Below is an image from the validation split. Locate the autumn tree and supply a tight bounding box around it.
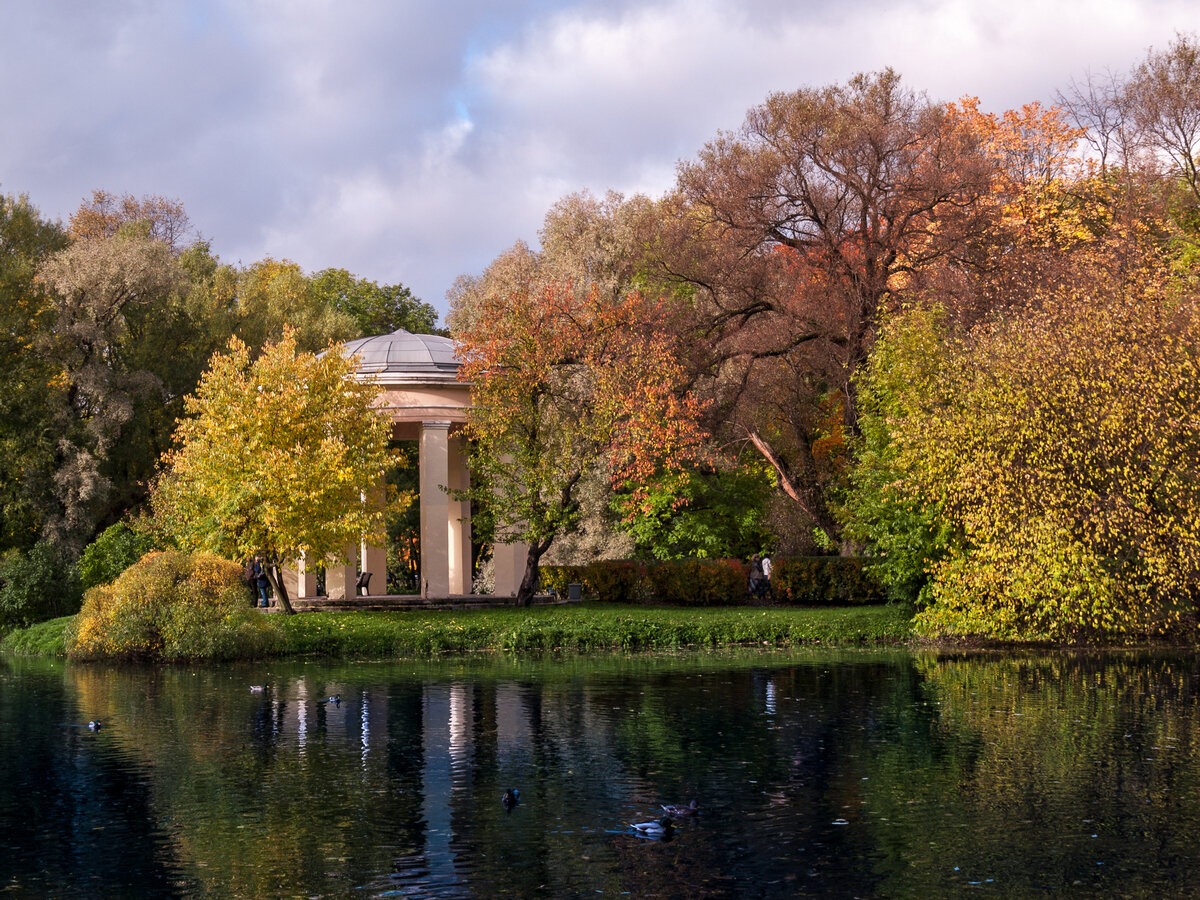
[68,189,195,251]
[654,70,1005,544]
[449,196,673,565]
[454,281,707,604]
[152,329,396,613]
[847,269,1200,641]
[233,258,360,353]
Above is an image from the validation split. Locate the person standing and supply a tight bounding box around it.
[748,554,765,599]
[760,553,773,600]
[252,557,271,608]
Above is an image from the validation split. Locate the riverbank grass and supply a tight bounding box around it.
[2,603,912,659]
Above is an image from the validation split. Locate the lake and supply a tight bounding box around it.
[2,648,1199,898]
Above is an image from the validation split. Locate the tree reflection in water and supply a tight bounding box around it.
[3,650,1200,897]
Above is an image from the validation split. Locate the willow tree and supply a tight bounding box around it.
[455,281,707,604]
[152,329,394,613]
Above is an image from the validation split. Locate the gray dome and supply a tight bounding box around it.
[340,329,461,379]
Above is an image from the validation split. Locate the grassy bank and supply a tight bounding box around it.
[1,603,913,660]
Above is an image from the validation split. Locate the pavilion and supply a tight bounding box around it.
[282,329,527,600]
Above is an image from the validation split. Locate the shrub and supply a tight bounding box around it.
[66,550,281,661]
[645,558,746,605]
[771,556,885,606]
[0,542,82,632]
[77,522,158,591]
[542,557,883,606]
[583,560,652,603]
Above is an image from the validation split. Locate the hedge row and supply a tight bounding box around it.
[540,556,885,607]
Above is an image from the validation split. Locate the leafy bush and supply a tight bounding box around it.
[77,522,158,591]
[541,557,883,606]
[67,550,281,661]
[770,557,885,606]
[644,558,746,605]
[850,282,1200,641]
[0,542,82,632]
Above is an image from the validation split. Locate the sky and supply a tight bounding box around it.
[1,1,1196,322]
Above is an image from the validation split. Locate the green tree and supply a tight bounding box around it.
[152,329,396,613]
[233,258,359,353]
[0,193,69,552]
[310,268,439,336]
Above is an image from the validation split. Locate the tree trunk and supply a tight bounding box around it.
[265,560,295,615]
[746,429,839,545]
[515,544,547,607]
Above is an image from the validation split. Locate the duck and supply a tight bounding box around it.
[87,720,102,731]
[249,685,265,693]
[319,694,342,705]
[660,799,700,818]
[502,789,520,810]
[629,817,674,837]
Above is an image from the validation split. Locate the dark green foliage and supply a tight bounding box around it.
[541,556,884,606]
[0,194,70,553]
[0,542,82,632]
[769,557,886,606]
[615,464,776,561]
[76,522,157,591]
[310,268,440,337]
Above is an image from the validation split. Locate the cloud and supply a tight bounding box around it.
[0,0,1195,319]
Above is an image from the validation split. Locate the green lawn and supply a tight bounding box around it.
[2,602,914,660]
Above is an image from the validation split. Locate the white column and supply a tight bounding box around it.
[282,552,317,599]
[420,421,451,598]
[493,535,529,597]
[360,481,388,596]
[447,435,472,595]
[326,543,358,600]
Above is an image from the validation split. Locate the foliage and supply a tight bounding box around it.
[614,461,776,561]
[0,541,82,632]
[310,267,439,337]
[0,614,73,655]
[540,556,884,607]
[65,550,280,661]
[0,193,69,553]
[76,522,157,591]
[68,189,195,250]
[768,557,886,606]
[455,280,707,602]
[152,329,398,611]
[233,258,360,353]
[849,277,1200,641]
[842,305,962,605]
[38,221,198,550]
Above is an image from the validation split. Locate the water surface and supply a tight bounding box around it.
[2,649,1198,897]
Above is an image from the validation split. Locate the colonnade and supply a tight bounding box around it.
[282,419,527,600]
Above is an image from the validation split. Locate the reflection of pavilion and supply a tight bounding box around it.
[283,329,526,600]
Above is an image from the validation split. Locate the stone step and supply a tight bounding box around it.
[274,594,573,613]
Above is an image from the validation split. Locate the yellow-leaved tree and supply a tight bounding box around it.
[152,328,395,613]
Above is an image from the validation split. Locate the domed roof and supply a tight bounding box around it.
[340,329,461,382]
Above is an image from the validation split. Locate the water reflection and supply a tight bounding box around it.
[3,650,1200,897]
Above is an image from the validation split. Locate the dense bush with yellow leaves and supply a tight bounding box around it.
[849,278,1200,642]
[66,551,282,661]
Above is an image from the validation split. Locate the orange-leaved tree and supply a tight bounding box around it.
[455,281,707,604]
